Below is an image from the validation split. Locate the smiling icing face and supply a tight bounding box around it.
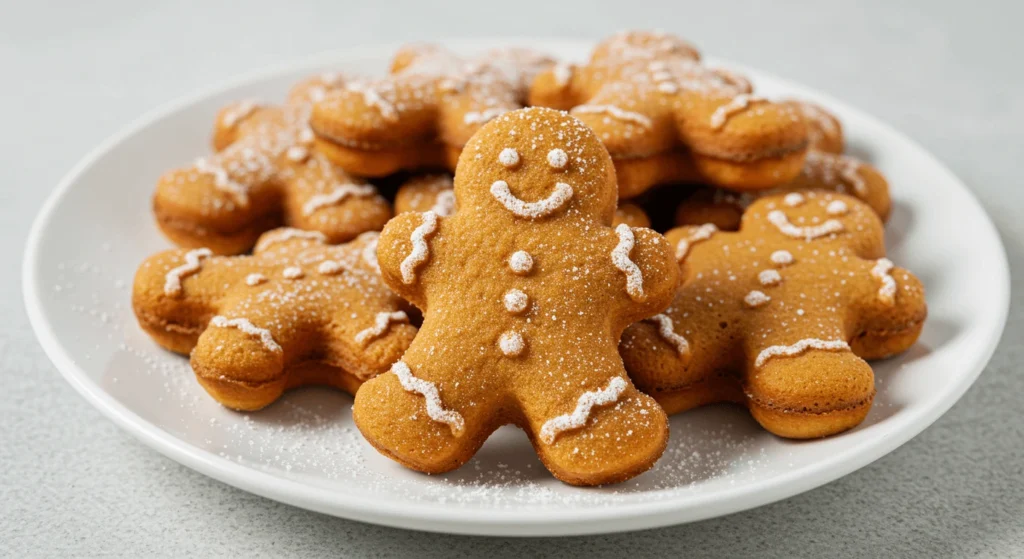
[454,107,619,226]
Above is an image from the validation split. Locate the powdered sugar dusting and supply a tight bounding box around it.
[354,311,409,345]
[490,180,573,219]
[362,234,381,272]
[400,211,439,284]
[164,248,212,296]
[754,338,850,368]
[612,224,645,301]
[346,82,398,121]
[803,152,867,197]
[222,99,260,128]
[245,273,267,286]
[209,316,282,353]
[391,361,465,436]
[539,377,627,445]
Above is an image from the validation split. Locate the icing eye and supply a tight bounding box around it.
[547,149,568,169]
[498,148,519,167]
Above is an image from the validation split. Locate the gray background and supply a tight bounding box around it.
[2,0,1022,556]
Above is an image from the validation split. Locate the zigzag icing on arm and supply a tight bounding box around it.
[612,224,645,301]
[645,314,690,357]
[354,311,409,345]
[871,258,897,306]
[400,211,439,284]
[164,248,213,296]
[675,223,717,261]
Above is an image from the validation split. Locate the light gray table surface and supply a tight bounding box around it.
[2,0,1021,556]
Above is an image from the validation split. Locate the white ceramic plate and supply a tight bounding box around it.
[23,38,1010,536]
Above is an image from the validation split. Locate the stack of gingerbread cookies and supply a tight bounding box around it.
[132,31,926,486]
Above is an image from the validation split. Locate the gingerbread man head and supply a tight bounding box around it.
[152,74,392,255]
[132,228,416,411]
[309,45,554,177]
[530,30,809,198]
[354,107,679,486]
[620,192,926,438]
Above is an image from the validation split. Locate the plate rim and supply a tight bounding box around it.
[21,37,1012,536]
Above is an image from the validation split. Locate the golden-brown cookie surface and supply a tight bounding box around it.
[310,45,554,177]
[132,229,416,410]
[153,75,393,255]
[621,192,926,438]
[529,31,809,198]
[354,107,679,486]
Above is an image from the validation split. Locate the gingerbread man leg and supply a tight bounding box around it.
[279,152,393,243]
[353,351,505,474]
[743,342,876,439]
[190,279,332,411]
[849,262,928,359]
[515,358,668,486]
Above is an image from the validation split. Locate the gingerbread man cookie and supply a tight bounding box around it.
[310,45,554,177]
[675,151,891,230]
[353,107,679,486]
[132,228,416,410]
[393,173,651,226]
[621,192,926,438]
[529,30,809,198]
[153,74,392,255]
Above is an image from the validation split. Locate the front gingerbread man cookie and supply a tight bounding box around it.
[353,107,679,486]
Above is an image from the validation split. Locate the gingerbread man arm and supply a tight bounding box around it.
[847,260,928,359]
[610,226,680,325]
[153,110,284,255]
[570,85,679,160]
[376,210,443,309]
[672,93,809,177]
[131,247,257,354]
[279,153,393,243]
